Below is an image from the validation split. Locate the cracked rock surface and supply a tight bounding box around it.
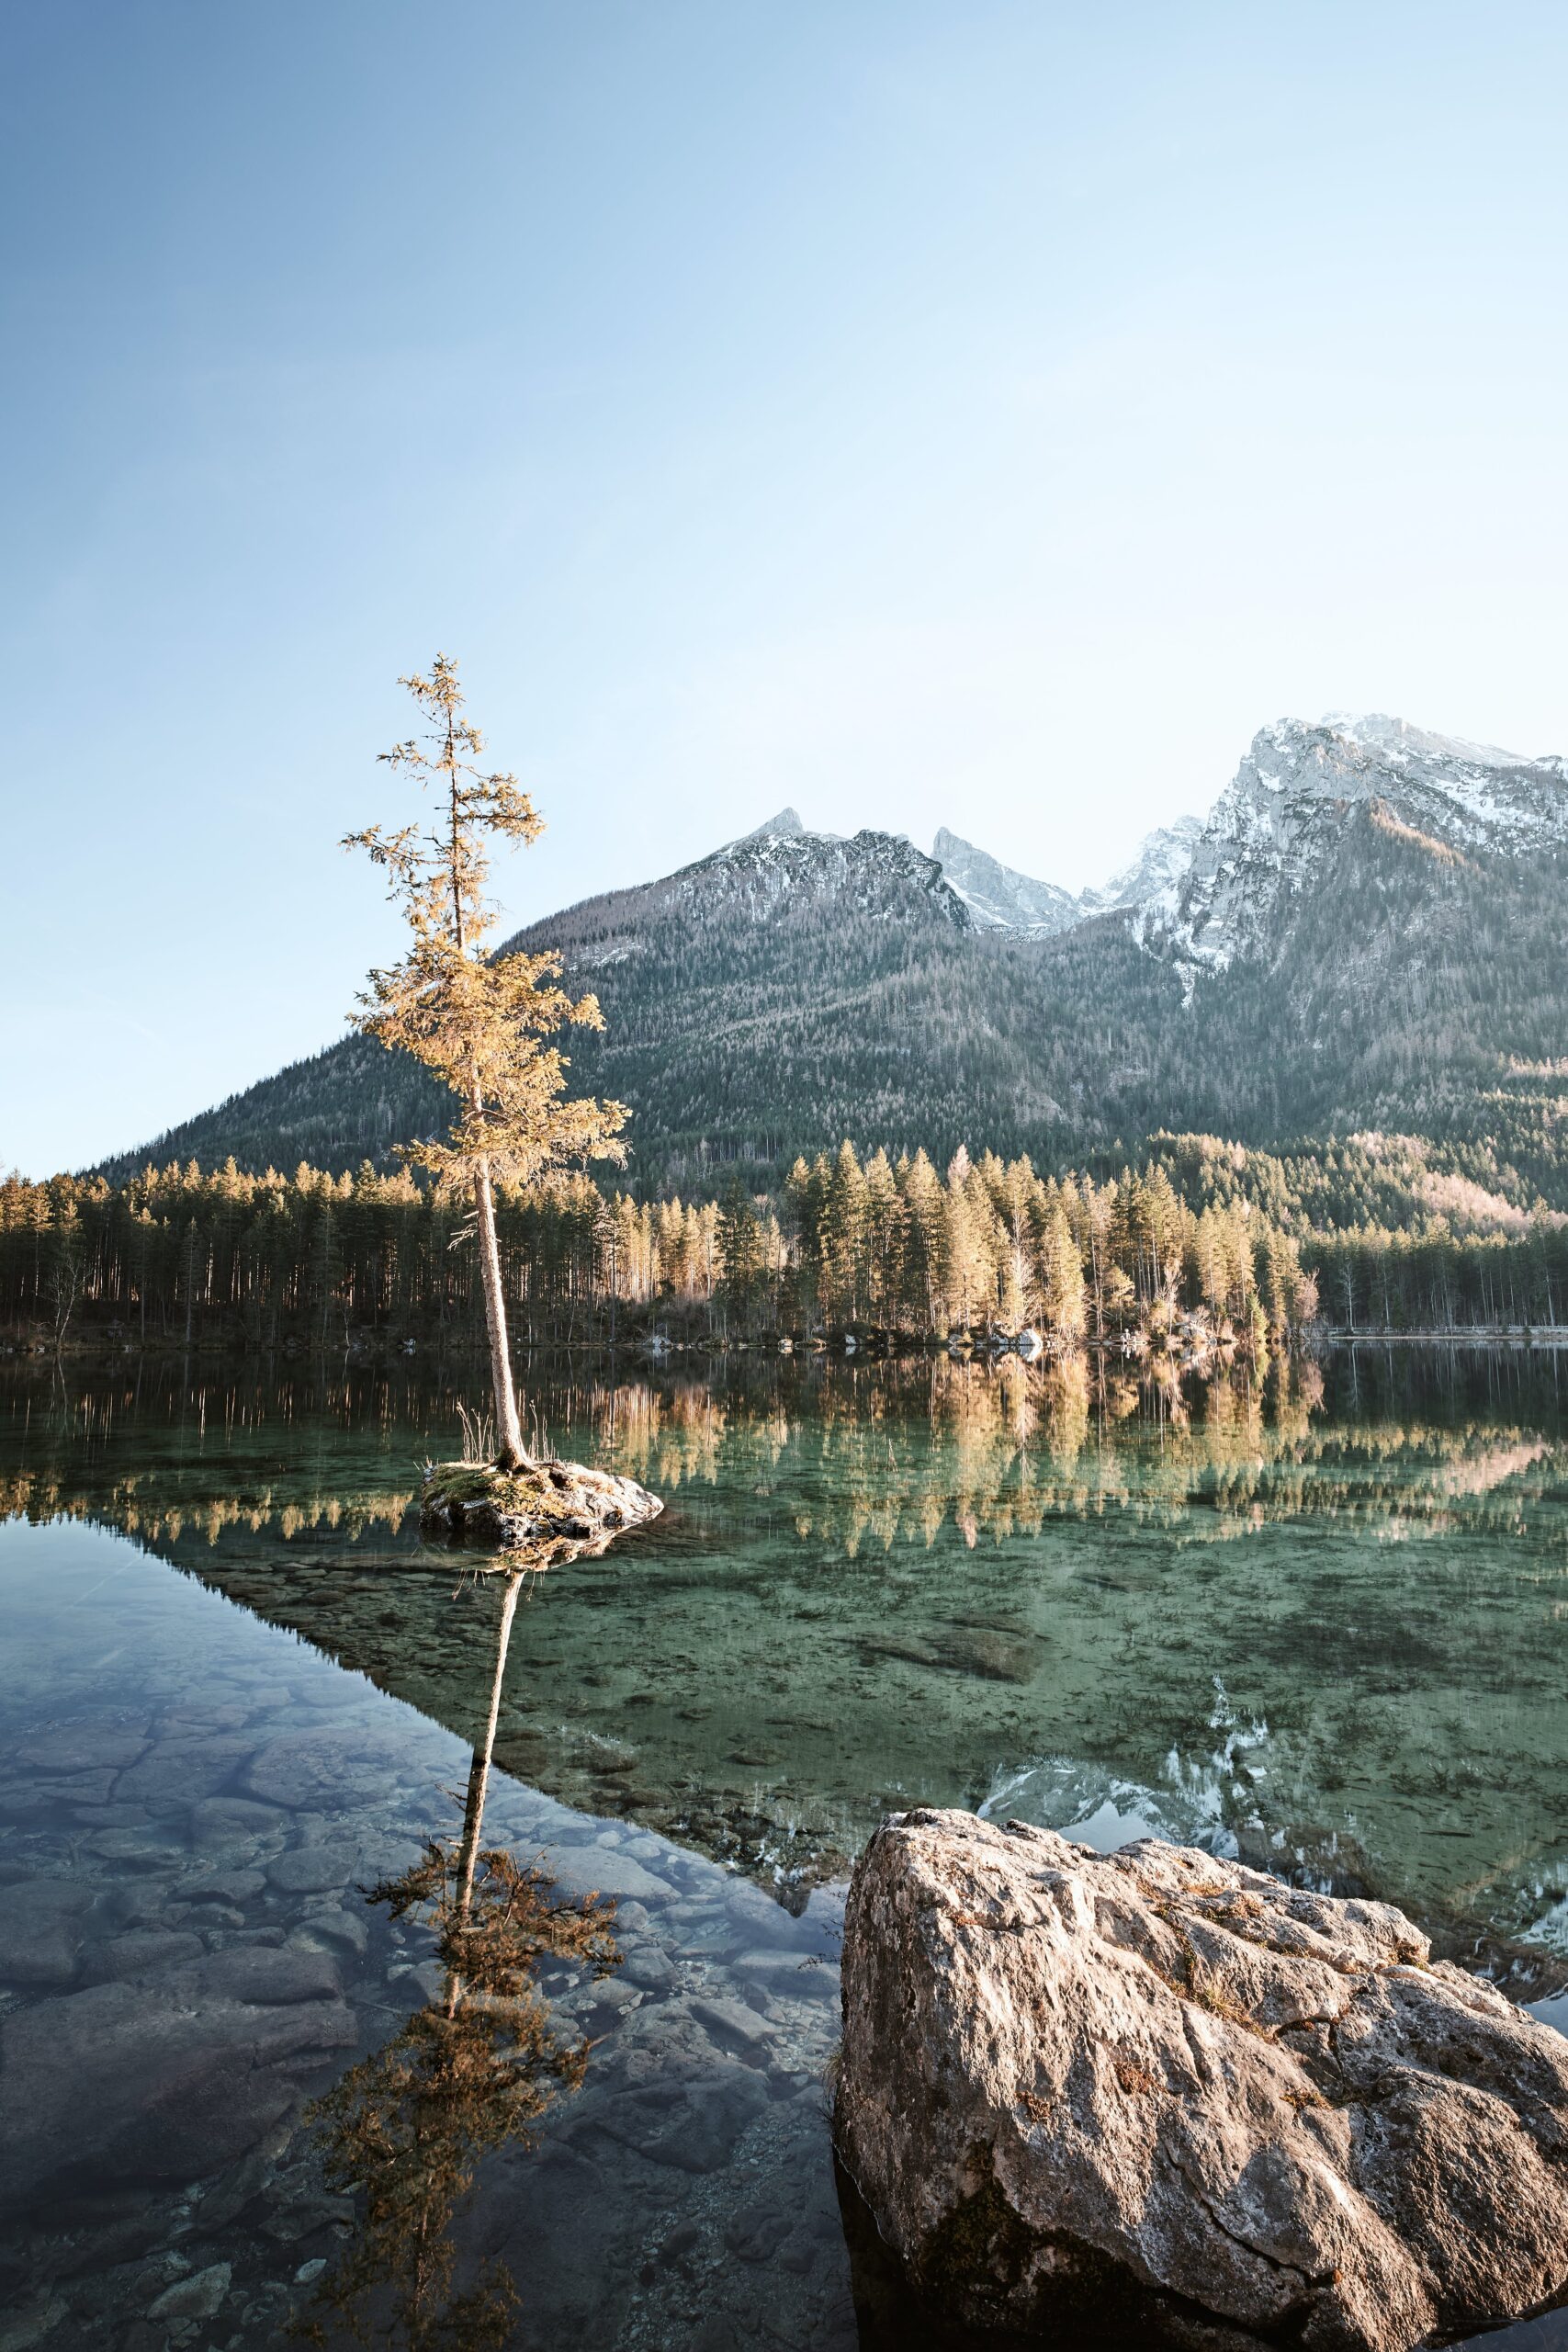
[835,1809,1568,2351]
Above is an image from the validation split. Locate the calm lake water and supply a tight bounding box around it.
[1,1348,1564,2350]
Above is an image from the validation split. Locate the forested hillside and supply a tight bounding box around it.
[3,1148,1310,1356]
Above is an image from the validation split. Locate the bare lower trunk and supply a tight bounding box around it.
[474,1161,529,1468]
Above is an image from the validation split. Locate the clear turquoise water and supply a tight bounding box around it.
[1,1349,1564,2348]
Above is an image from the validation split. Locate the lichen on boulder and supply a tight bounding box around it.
[835,1807,1568,2352]
[418,1458,662,1553]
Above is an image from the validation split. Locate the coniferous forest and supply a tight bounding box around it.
[7,1133,1568,1357]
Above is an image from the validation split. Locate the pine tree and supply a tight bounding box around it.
[716,1179,768,1332]
[346,655,627,1466]
[900,1149,947,1331]
[1036,1204,1086,1340]
[820,1140,870,1325]
[862,1147,905,1325]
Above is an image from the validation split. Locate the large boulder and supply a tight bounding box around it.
[835,1809,1568,2352]
[418,1458,662,1554]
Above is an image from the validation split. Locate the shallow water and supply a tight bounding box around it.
[1,1348,1564,2349]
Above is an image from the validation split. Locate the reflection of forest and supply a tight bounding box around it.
[6,1352,1565,1558]
[5,1352,1565,1979]
[594,1356,1563,1552]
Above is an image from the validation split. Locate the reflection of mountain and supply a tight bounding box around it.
[4,1357,1565,1973]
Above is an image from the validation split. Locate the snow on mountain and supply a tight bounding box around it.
[1160,714,1568,972]
[692,820,970,925]
[1077,817,1205,924]
[931,829,1079,937]
[556,817,976,967]
[606,703,1567,983]
[931,819,1204,938]
[728,807,810,847]
[1321,712,1567,780]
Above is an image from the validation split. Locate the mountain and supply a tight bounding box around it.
[115,818,989,1187]
[728,806,805,845]
[931,818,1204,935]
[559,812,972,962]
[931,830,1079,936]
[101,713,1568,1204]
[1163,716,1568,974]
[1078,816,1205,923]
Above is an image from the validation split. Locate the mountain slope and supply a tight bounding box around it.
[101,715,1568,1202]
[1079,815,1205,922]
[931,829,1079,935]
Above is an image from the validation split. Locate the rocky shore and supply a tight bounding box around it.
[836,1809,1568,2352]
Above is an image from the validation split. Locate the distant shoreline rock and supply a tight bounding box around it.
[836,1809,1568,2352]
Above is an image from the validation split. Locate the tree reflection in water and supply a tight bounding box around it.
[294,1550,622,2351]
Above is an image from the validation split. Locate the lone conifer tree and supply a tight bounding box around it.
[347,656,627,1467]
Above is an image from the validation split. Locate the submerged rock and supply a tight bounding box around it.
[0,1877,100,1987]
[418,1457,663,1554]
[0,1948,354,2212]
[835,1809,1568,2352]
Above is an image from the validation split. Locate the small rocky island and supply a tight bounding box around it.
[836,1809,1568,2352]
[419,1456,663,1550]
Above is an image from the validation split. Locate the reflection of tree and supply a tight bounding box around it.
[6,1351,1564,1570]
[295,1567,619,2351]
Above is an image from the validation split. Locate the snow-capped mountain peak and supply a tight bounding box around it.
[1078,817,1205,922]
[1156,713,1568,974]
[695,705,1566,978]
[930,819,1205,939]
[931,829,1079,937]
[1319,711,1562,775]
[728,806,810,847]
[675,818,971,930]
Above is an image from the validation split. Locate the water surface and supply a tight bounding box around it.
[1,1349,1564,2348]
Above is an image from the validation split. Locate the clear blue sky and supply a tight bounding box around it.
[4,2,1566,1175]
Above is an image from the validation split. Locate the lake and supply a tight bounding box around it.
[2,1347,1564,2350]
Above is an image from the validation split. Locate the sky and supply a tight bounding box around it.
[4,1,1567,1176]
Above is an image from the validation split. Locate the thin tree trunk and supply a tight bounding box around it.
[445,1567,523,2019]
[474,1160,529,1467]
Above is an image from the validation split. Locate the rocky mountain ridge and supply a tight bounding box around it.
[548,810,975,979]
[932,816,1209,937]
[1159,714,1568,974]
[98,710,1568,1197]
[640,710,1568,969]
[932,712,1566,960]
[930,829,1079,937]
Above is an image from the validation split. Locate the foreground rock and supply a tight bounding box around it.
[418,1458,662,1552]
[836,1809,1568,2352]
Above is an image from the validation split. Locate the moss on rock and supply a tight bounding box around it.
[418,1458,662,1554]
